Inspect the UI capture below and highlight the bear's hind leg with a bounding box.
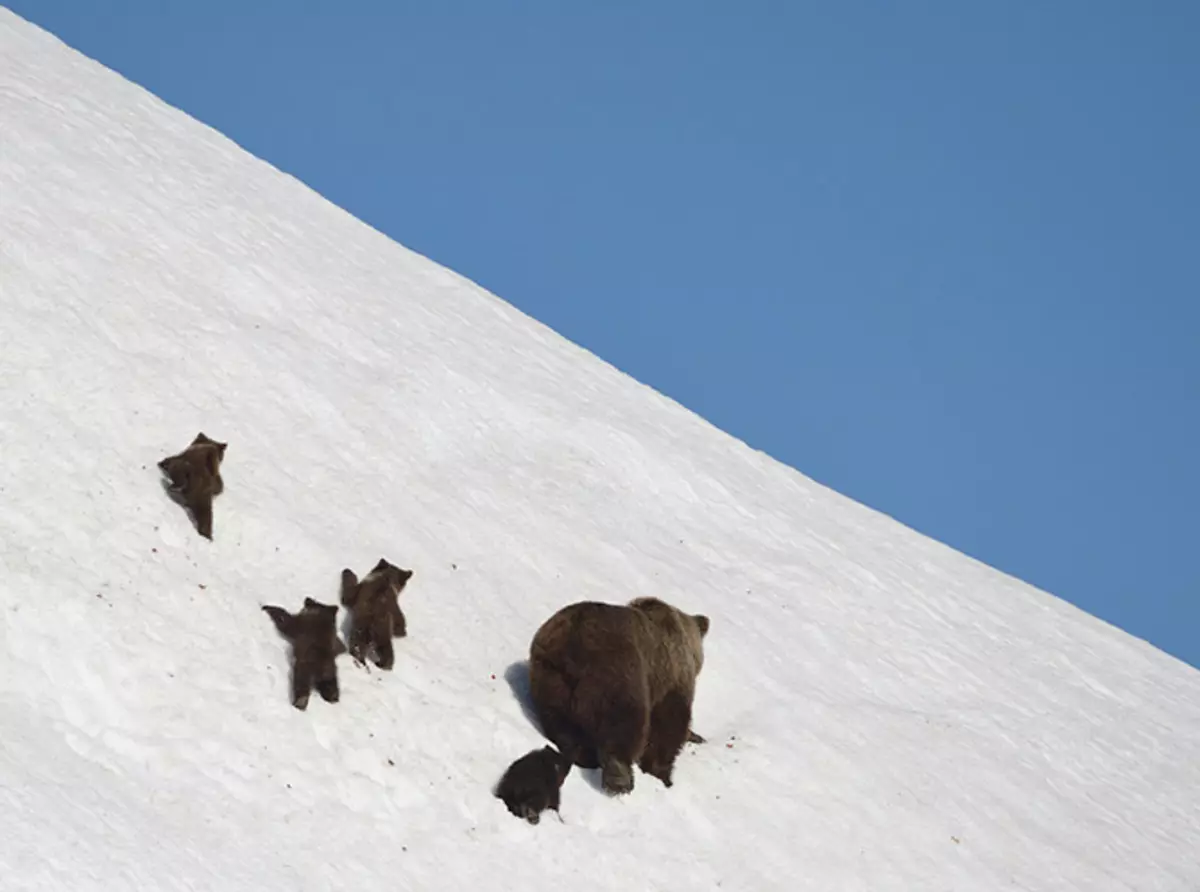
[190,495,214,540]
[539,711,599,770]
[579,680,648,797]
[639,690,692,788]
[348,622,371,667]
[530,663,599,768]
[315,662,340,703]
[291,661,314,711]
[372,620,395,670]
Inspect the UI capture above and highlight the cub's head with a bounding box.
[192,432,228,458]
[301,597,339,621]
[372,558,414,595]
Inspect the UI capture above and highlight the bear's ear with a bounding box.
[374,558,391,573]
[303,597,320,610]
[694,614,710,637]
[193,433,227,455]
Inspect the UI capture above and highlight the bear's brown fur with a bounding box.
[262,597,346,710]
[494,745,572,824]
[158,432,227,540]
[340,559,413,671]
[528,596,709,796]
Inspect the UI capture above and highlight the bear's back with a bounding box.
[352,575,393,620]
[530,601,645,676]
[177,443,223,497]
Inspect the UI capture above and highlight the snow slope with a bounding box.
[1,8,1197,891]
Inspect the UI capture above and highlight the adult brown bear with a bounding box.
[528,596,709,796]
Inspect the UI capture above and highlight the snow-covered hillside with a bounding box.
[1,9,1197,891]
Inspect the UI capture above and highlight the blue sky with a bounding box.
[12,2,1198,668]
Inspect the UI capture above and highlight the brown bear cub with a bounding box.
[158,432,227,540]
[340,559,413,671]
[529,596,710,796]
[495,745,572,824]
[262,597,346,710]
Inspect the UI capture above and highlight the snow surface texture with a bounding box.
[1,9,1197,891]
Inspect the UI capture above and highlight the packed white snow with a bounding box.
[0,8,1197,891]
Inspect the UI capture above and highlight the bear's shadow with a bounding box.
[158,476,185,506]
[339,609,355,654]
[503,660,606,793]
[337,600,374,673]
[262,616,297,703]
[158,476,203,537]
[503,661,540,729]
